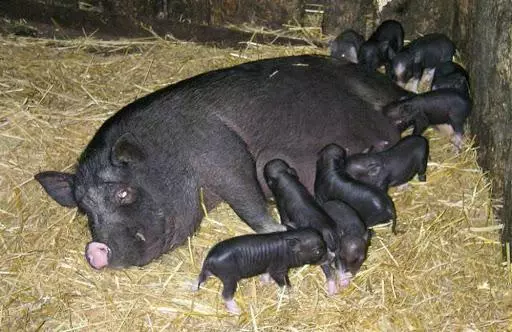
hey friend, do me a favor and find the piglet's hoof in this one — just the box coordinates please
[337,270,352,288]
[224,299,241,315]
[260,273,272,284]
[339,278,351,288]
[396,183,410,191]
[327,279,338,296]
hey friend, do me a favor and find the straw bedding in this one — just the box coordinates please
[0,35,510,331]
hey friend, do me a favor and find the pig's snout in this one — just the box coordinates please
[85,242,111,269]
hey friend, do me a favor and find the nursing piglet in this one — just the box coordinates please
[197,229,327,314]
[391,33,455,91]
[264,159,341,294]
[329,29,365,63]
[315,144,397,232]
[321,200,370,286]
[383,90,471,151]
[344,135,429,192]
[358,20,404,73]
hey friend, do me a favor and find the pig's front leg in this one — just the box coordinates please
[320,263,337,295]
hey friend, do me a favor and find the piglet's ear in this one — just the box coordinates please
[34,171,77,207]
[111,133,146,167]
[286,166,298,178]
[367,162,382,177]
[286,238,301,253]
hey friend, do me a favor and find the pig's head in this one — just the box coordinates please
[344,154,386,189]
[339,233,369,276]
[284,229,328,265]
[358,42,380,72]
[317,144,347,172]
[35,133,185,269]
[263,159,298,190]
[390,52,412,84]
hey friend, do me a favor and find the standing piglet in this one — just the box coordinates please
[197,229,327,314]
[321,200,370,287]
[329,29,365,63]
[315,144,397,232]
[431,61,471,99]
[264,159,342,294]
[390,33,455,91]
[358,20,405,73]
[344,135,429,192]
[383,90,471,151]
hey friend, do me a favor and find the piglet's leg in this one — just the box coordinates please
[221,278,240,314]
[336,269,353,288]
[320,263,337,295]
[450,133,463,153]
[269,269,291,288]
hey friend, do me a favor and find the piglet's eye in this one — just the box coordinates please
[115,186,136,205]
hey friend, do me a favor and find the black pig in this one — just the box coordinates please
[196,229,327,314]
[329,29,365,63]
[35,55,406,269]
[264,159,341,294]
[391,33,455,90]
[383,90,471,151]
[431,61,471,99]
[344,135,429,192]
[321,200,370,286]
[315,144,397,232]
[358,20,404,73]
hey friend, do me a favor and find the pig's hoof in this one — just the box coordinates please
[260,273,272,284]
[327,280,338,296]
[339,278,351,288]
[418,174,426,182]
[224,299,241,315]
[188,279,201,292]
[396,183,409,191]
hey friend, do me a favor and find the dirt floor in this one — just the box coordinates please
[0,35,511,331]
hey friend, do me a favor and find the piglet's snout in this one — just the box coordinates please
[85,242,111,269]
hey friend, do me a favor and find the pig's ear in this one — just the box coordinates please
[286,238,301,253]
[286,167,298,178]
[367,162,381,177]
[362,146,374,154]
[34,171,77,207]
[111,133,146,166]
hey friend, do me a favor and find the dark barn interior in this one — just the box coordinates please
[1,0,511,330]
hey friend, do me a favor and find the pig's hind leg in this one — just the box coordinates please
[220,277,241,314]
[195,122,285,234]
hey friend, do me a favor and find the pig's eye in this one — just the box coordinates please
[115,186,136,205]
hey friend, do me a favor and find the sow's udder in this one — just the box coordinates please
[86,242,111,269]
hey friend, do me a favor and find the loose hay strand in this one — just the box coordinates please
[0,34,510,331]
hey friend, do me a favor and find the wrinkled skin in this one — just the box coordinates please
[345,135,429,192]
[197,229,327,314]
[329,29,365,63]
[35,55,408,269]
[390,33,456,90]
[358,20,404,73]
[383,90,471,151]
